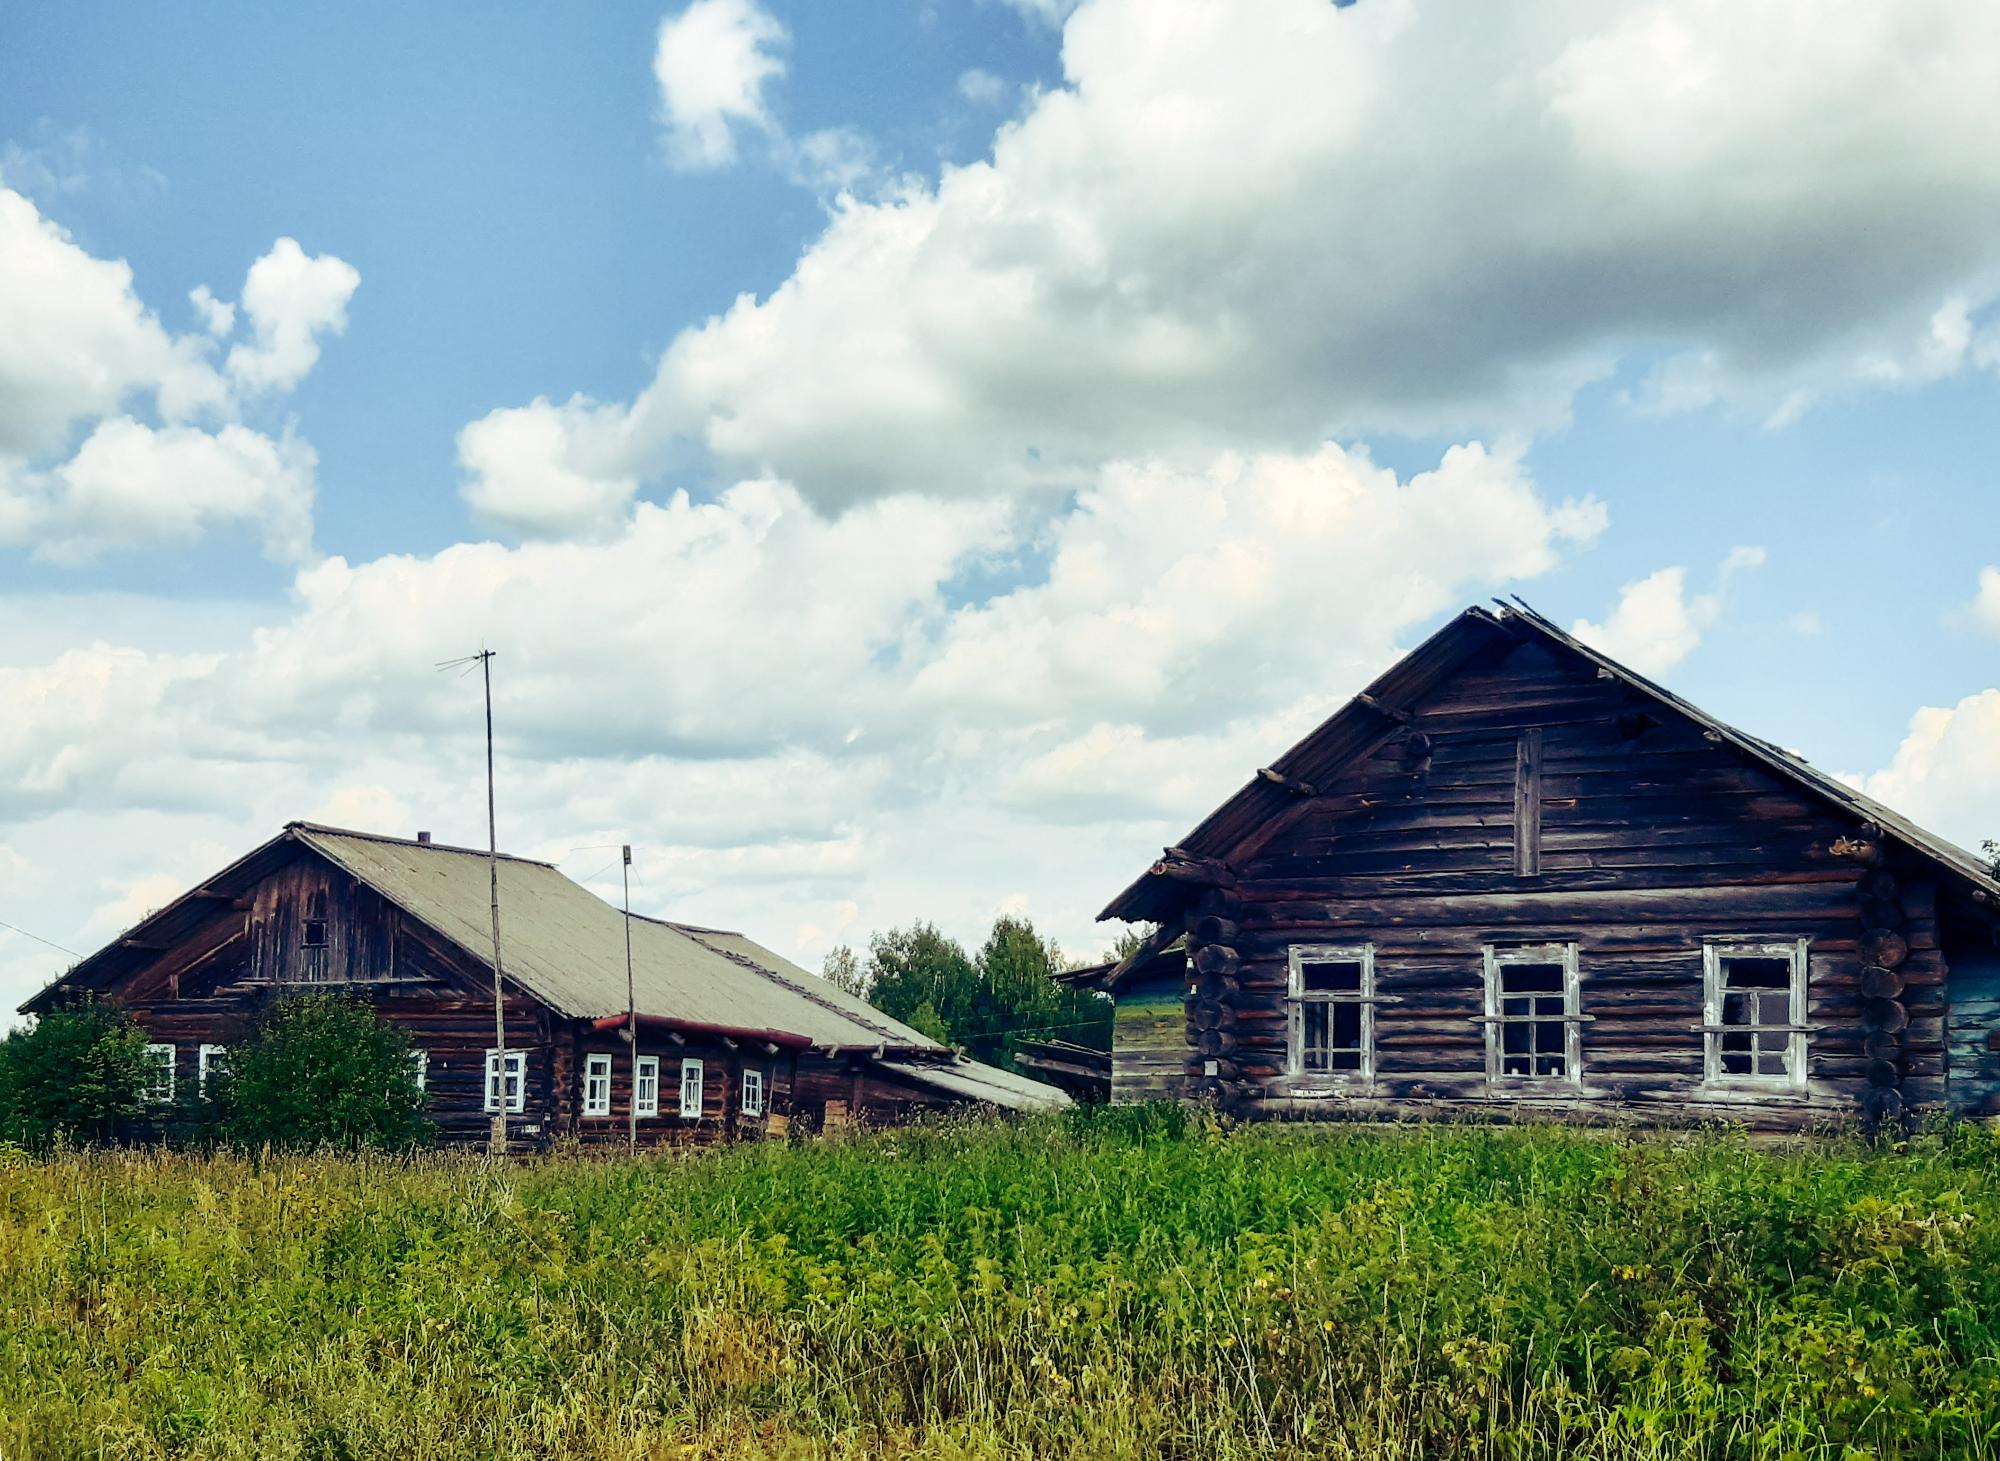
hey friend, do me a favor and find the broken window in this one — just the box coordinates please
[1286,945,1374,1080]
[1704,943,1808,1087]
[1483,944,1580,1083]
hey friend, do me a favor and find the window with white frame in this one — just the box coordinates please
[1482,944,1582,1083]
[741,1067,766,1116]
[409,1050,429,1091]
[143,1043,176,1103]
[484,1049,526,1113]
[582,1053,613,1117]
[1286,945,1375,1079]
[679,1058,704,1119]
[634,1056,660,1117]
[1703,941,1809,1087]
[197,1043,226,1096]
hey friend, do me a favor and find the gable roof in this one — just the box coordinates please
[26,822,941,1053]
[1100,600,2000,925]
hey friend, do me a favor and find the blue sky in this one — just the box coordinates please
[2,0,1997,1011]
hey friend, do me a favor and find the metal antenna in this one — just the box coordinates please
[439,647,508,1156]
[623,844,637,1149]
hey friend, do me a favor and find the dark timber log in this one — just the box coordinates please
[1257,767,1319,798]
[1857,898,1906,932]
[1859,928,1909,969]
[1830,836,1884,867]
[1863,1031,1901,1061]
[1191,915,1240,945]
[1862,869,1900,902]
[1151,850,1236,889]
[1196,1028,1241,1057]
[1863,1087,1905,1123]
[1193,945,1241,977]
[1859,966,1906,1000]
[1865,1059,1903,1089]
[1192,973,1241,1003]
[1862,998,1909,1034]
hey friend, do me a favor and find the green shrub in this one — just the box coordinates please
[210,992,432,1150]
[0,998,154,1149]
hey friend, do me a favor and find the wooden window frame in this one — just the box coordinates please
[679,1058,704,1120]
[1285,944,1377,1086]
[144,1042,176,1103]
[634,1055,660,1118]
[484,1049,526,1114]
[741,1067,766,1117]
[197,1043,226,1096]
[409,1050,428,1092]
[1700,940,1810,1092]
[582,1053,613,1118]
[1480,943,1583,1088]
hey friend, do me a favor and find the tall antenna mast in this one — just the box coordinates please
[623,843,636,1149]
[439,646,509,1157]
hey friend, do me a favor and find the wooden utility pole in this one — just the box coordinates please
[440,646,509,1156]
[623,844,637,1149]
[481,650,507,1157]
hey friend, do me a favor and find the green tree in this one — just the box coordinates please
[864,922,981,1040]
[212,993,432,1151]
[0,998,154,1149]
[821,943,868,999]
[860,916,1111,1073]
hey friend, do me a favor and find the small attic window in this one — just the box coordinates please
[302,889,328,949]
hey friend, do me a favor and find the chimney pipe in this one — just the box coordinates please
[416,830,432,844]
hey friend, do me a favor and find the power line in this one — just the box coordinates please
[0,918,81,958]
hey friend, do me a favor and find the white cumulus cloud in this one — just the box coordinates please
[653,0,789,171]
[1572,545,1764,677]
[223,237,361,394]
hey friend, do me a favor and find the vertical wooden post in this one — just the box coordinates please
[481,649,508,1158]
[623,844,637,1150]
[1514,728,1542,877]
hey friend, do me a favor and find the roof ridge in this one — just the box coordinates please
[287,821,557,868]
[674,926,934,1048]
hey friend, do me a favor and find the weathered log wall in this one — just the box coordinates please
[1146,638,1954,1129]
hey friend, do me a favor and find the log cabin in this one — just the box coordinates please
[1060,601,2000,1129]
[20,822,1065,1145]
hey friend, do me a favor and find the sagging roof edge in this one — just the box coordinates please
[1098,599,2000,926]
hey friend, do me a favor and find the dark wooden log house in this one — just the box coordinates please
[1062,602,2000,1128]
[22,823,1064,1144]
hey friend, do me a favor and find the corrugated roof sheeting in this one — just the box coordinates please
[296,826,943,1050]
[876,1057,1072,1111]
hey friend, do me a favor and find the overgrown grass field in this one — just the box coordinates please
[4,1111,1999,1459]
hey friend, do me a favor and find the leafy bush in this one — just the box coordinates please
[0,998,154,1149]
[210,992,432,1150]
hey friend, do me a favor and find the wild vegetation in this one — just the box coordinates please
[5,1111,2000,1459]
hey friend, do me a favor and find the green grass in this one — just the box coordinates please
[5,1110,2000,1459]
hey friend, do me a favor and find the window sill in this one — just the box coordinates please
[1692,1081,1812,1102]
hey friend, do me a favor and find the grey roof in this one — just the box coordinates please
[294,824,939,1050]
[875,1057,1071,1112]
[1103,600,2000,922]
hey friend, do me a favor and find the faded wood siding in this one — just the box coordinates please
[1155,638,1935,1129]
[1112,973,1192,1104]
[556,1026,795,1146]
[1947,947,2000,1117]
